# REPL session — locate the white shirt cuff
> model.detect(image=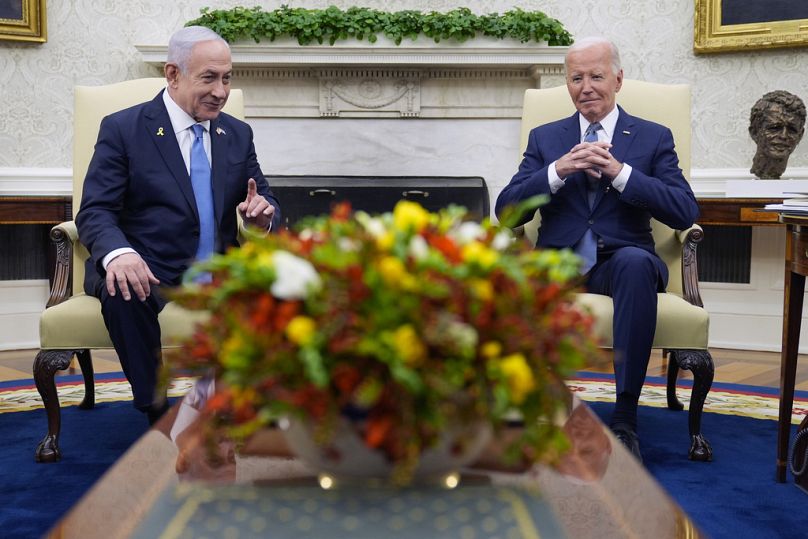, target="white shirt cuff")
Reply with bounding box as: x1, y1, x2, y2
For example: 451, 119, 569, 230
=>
611, 163, 632, 193
549, 161, 565, 194
102, 247, 137, 270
